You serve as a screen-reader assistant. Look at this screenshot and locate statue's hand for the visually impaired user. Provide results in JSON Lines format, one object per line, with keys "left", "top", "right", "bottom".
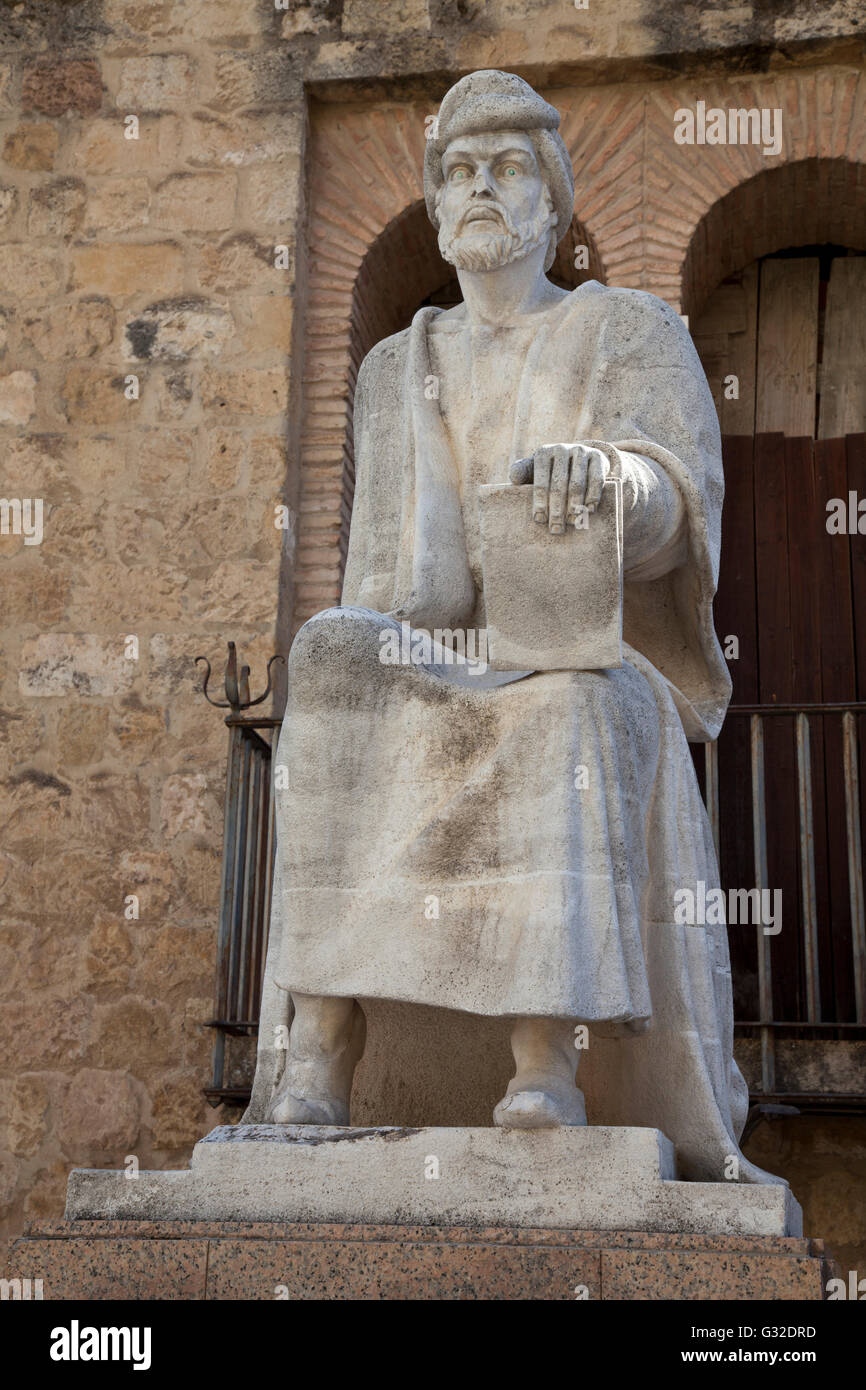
{"left": 509, "top": 443, "right": 610, "bottom": 534}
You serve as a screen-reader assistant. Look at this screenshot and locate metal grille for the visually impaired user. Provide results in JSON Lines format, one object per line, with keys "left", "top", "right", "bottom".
{"left": 705, "top": 702, "right": 866, "bottom": 1108}
{"left": 204, "top": 715, "right": 279, "bottom": 1105}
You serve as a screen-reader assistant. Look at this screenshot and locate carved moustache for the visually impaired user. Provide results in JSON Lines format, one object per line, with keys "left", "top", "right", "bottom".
{"left": 456, "top": 202, "right": 515, "bottom": 235}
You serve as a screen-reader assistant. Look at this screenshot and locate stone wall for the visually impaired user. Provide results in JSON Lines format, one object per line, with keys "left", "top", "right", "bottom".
{"left": 2, "top": 0, "right": 865, "bottom": 1284}
{"left": 0, "top": 1, "right": 307, "bottom": 1264}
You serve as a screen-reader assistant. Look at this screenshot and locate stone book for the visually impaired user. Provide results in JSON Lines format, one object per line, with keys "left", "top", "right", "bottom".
{"left": 479, "top": 477, "right": 624, "bottom": 671}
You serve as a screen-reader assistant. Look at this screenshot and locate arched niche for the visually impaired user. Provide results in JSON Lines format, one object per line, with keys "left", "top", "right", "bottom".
{"left": 683, "top": 158, "right": 866, "bottom": 439}
{"left": 682, "top": 157, "right": 866, "bottom": 326}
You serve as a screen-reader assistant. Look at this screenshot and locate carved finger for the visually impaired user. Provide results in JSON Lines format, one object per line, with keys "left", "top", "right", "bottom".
{"left": 548, "top": 445, "right": 570, "bottom": 534}
{"left": 509, "top": 455, "right": 534, "bottom": 486}
{"left": 566, "top": 444, "right": 589, "bottom": 521}
{"left": 584, "top": 448, "right": 609, "bottom": 512}
{"left": 533, "top": 449, "right": 552, "bottom": 525}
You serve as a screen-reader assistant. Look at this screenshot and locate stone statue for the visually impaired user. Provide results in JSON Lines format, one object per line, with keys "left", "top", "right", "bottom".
{"left": 244, "top": 69, "right": 783, "bottom": 1187}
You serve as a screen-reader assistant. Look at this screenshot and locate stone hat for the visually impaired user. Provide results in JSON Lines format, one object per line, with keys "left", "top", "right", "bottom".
{"left": 423, "top": 69, "right": 575, "bottom": 242}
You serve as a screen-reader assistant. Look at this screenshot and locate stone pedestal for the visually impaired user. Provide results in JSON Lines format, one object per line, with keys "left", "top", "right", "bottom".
{"left": 31, "top": 1125, "right": 828, "bottom": 1300}
{"left": 65, "top": 1125, "right": 803, "bottom": 1236}
{"left": 11, "top": 1220, "right": 831, "bottom": 1301}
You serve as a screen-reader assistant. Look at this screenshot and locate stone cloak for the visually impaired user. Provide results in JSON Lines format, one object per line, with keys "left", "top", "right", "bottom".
{"left": 246, "top": 283, "right": 768, "bottom": 1183}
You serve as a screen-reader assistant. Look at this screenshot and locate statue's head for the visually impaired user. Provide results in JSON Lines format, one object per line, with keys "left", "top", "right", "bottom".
{"left": 424, "top": 69, "right": 574, "bottom": 274}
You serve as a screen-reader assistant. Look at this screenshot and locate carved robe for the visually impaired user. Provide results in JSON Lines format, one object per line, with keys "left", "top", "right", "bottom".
{"left": 247, "top": 282, "right": 773, "bottom": 1183}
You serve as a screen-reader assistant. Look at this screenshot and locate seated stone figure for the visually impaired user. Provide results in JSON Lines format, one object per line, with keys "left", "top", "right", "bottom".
{"left": 245, "top": 69, "right": 783, "bottom": 1186}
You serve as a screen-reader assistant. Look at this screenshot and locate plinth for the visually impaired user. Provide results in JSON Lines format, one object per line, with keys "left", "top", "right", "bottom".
{"left": 11, "top": 1126, "right": 831, "bottom": 1300}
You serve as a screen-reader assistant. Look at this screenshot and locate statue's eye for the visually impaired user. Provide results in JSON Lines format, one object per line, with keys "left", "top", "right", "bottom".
{"left": 451, "top": 168, "right": 468, "bottom": 181}
{"left": 503, "top": 166, "right": 518, "bottom": 177}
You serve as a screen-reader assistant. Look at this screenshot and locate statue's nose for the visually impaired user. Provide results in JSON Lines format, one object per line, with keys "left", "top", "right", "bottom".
{"left": 471, "top": 168, "right": 496, "bottom": 196}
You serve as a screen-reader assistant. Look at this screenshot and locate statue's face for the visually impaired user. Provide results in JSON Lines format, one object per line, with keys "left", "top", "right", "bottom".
{"left": 437, "top": 129, "right": 556, "bottom": 272}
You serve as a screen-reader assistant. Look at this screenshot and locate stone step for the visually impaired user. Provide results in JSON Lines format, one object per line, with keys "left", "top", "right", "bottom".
{"left": 11, "top": 1217, "right": 831, "bottom": 1301}
{"left": 65, "top": 1125, "right": 802, "bottom": 1237}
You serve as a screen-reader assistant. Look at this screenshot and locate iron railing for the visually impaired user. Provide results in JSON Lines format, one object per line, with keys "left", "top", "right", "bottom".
{"left": 195, "top": 643, "right": 283, "bottom": 1106}
{"left": 204, "top": 714, "right": 279, "bottom": 1104}
{"left": 203, "top": 676, "right": 866, "bottom": 1109}
{"left": 705, "top": 702, "right": 866, "bottom": 1109}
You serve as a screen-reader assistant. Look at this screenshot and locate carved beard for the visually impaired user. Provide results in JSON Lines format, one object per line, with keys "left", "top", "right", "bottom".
{"left": 437, "top": 187, "right": 556, "bottom": 272}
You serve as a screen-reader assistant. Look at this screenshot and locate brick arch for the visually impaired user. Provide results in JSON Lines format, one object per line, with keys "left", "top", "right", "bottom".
{"left": 633, "top": 68, "right": 866, "bottom": 314}
{"left": 295, "top": 68, "right": 866, "bottom": 625}
{"left": 681, "top": 157, "right": 866, "bottom": 322}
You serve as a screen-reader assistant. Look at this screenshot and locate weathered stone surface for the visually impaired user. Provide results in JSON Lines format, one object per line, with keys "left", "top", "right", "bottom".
{"left": 0, "top": 245, "right": 63, "bottom": 298}
{"left": 200, "top": 366, "right": 288, "bottom": 417}
{"left": 3, "top": 122, "right": 58, "bottom": 171}
{"left": 212, "top": 49, "right": 300, "bottom": 111}
{"left": 22, "top": 60, "right": 104, "bottom": 117}
{"left": 148, "top": 369, "right": 194, "bottom": 420}
{"left": 58, "top": 1070, "right": 142, "bottom": 1159}
{"left": 0, "top": 435, "right": 66, "bottom": 495}
{"left": 83, "top": 917, "right": 134, "bottom": 993}
{"left": 197, "top": 560, "right": 278, "bottom": 625}
{"left": 204, "top": 428, "right": 243, "bottom": 489}
{"left": 22, "top": 299, "right": 115, "bottom": 362}
{"left": 0, "top": 184, "right": 18, "bottom": 231}
{"left": 111, "top": 699, "right": 168, "bottom": 760}
{"left": 65, "top": 1126, "right": 804, "bottom": 1235}
{"left": 247, "top": 433, "right": 287, "bottom": 489}
{"left": 0, "top": 706, "right": 45, "bottom": 767}
{"left": 238, "top": 294, "right": 293, "bottom": 354}
{"left": 71, "top": 241, "right": 184, "bottom": 297}
{"left": 124, "top": 298, "right": 234, "bottom": 362}
{"left": 281, "top": 0, "right": 330, "bottom": 39}
{"left": 129, "top": 427, "right": 194, "bottom": 491}
{"left": 27, "top": 178, "right": 87, "bottom": 238}
{"left": 19, "top": 634, "right": 138, "bottom": 698}
{"left": 151, "top": 1072, "right": 213, "bottom": 1151}
{"left": 0, "top": 370, "right": 37, "bottom": 424}
{"left": 197, "top": 233, "right": 281, "bottom": 292}
{"left": 71, "top": 116, "right": 183, "bottom": 174}
{"left": 342, "top": 0, "right": 430, "bottom": 35}
{"left": 24, "top": 1161, "right": 70, "bottom": 1221}
{"left": 8, "top": 1074, "right": 51, "bottom": 1158}
{"left": 142, "top": 929, "right": 213, "bottom": 1001}
{"left": 65, "top": 560, "right": 187, "bottom": 626}
{"left": 89, "top": 998, "right": 177, "bottom": 1072}
{"left": 61, "top": 368, "right": 135, "bottom": 425}
{"left": 247, "top": 160, "right": 300, "bottom": 225}
{"left": 57, "top": 706, "right": 110, "bottom": 765}
{"left": 189, "top": 110, "right": 298, "bottom": 167}
{"left": 85, "top": 176, "right": 150, "bottom": 234}
{"left": 0, "top": 60, "right": 14, "bottom": 113}
{"left": 153, "top": 171, "right": 237, "bottom": 232}
{"left": 3, "top": 995, "right": 93, "bottom": 1072}
{"left": 74, "top": 435, "right": 128, "bottom": 491}
{"left": 116, "top": 849, "right": 178, "bottom": 918}
{"left": 159, "top": 773, "right": 221, "bottom": 840}
{"left": 116, "top": 54, "right": 197, "bottom": 109}
{"left": 175, "top": 848, "right": 222, "bottom": 915}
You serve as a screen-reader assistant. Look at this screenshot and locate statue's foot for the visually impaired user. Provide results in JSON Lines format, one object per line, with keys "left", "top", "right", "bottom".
{"left": 267, "top": 1088, "right": 349, "bottom": 1126}
{"left": 266, "top": 997, "right": 365, "bottom": 1126}
{"left": 493, "top": 1085, "right": 587, "bottom": 1129}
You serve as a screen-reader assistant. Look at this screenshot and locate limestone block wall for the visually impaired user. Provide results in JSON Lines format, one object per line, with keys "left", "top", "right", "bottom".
{"left": 0, "top": 2, "right": 306, "bottom": 1264}
{"left": 1, "top": 0, "right": 865, "bottom": 1278}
